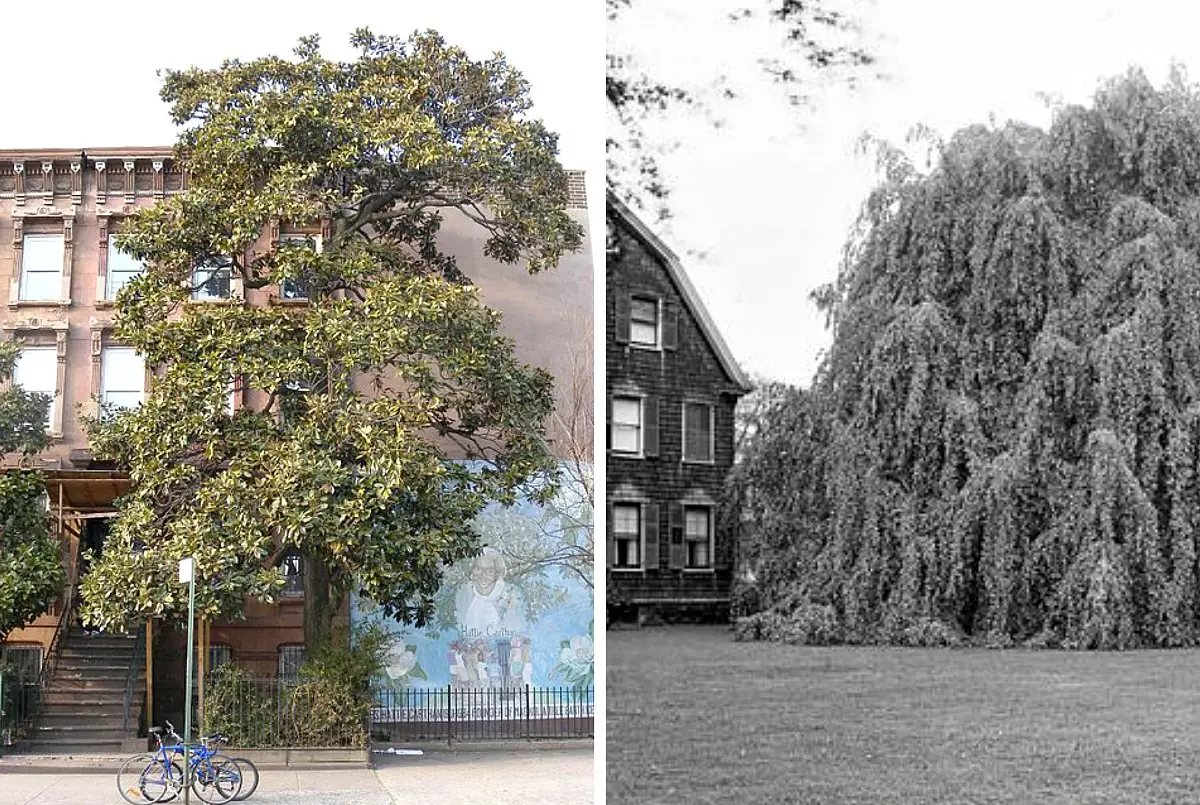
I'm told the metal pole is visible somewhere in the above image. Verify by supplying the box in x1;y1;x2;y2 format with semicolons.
183;570;195;805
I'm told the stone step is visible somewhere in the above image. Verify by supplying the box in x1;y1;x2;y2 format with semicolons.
39;708;129;724
19;738;128;754
32;725;131;739
41;690;126;705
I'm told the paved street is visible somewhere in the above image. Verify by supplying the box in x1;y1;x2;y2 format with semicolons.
0;748;593;805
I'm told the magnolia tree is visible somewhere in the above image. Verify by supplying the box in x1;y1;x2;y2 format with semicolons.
0;342;64;641
738;67;1200;650
78;30;583;650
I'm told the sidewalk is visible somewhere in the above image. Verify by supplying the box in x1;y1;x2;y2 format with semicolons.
0;746;594;804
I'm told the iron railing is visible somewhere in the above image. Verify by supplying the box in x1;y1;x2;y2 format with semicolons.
370;685;595;744
20;583;77;732
122;622;146;733
0;669;39;750
202;670;369;748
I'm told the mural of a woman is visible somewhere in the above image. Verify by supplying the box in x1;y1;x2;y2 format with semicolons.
455;548;526;637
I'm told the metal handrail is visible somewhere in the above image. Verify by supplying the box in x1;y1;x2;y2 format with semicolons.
122;622;146;733
21;583;76;731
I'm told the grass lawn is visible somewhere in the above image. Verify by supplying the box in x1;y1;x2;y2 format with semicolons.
607;625;1200;804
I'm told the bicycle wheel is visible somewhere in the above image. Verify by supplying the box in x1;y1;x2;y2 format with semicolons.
190;758;241;804
116;755;174;805
226;756;259;801
154;758;185;803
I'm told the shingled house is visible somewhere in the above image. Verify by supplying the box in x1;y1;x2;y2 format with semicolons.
605;191;751;623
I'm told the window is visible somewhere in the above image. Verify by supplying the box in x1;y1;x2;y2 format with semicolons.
19;234;63;301
612;503;641;569
278;234;319;300
1;645;42;683
279;381;309;426
13;347;56;429
226;380;237;416
101;347;145;410
106;235;143;299
630;297;659;347
685;506;713;569
208;644;232;670
192;258;232;301
610;396;642;455
683;402;714;463
277;645;305;681
279;550;304;596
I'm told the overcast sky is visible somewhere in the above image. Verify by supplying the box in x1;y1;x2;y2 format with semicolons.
0;0;602;236
612;0;1200;386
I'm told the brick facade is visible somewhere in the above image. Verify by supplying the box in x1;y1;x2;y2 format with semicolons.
606;193;749;622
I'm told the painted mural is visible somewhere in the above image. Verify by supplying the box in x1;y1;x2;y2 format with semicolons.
352;461;594;694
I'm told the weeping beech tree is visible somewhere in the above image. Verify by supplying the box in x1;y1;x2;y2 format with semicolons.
737;67;1200;649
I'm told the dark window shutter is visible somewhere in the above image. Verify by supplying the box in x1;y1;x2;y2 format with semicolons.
668;503;685;569
606;395;613;451
606;502;615;568
643;503;660;571
615;294;631;345
662;303;679;351
643;396;659;458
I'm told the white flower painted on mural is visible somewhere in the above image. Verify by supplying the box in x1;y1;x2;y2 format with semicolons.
559;635;593;666
384;643;426;684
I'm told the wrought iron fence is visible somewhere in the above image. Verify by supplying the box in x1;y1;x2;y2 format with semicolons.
370;685;595;743
201;668;593;747
0;669;39;750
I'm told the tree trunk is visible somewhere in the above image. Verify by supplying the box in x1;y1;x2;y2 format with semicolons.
302;553;333;652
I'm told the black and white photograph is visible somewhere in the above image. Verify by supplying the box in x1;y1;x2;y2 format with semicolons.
607;1;1200;803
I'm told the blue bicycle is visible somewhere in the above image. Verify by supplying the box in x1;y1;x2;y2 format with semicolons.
116;721;244;804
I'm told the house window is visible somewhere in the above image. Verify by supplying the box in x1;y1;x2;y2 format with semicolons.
208;644;232;670
13;347;56;429
192;258;232;301
630;297;659;347
106;235;144;299
610;396;642;455
279;381;309;426
101;347;145;411
278;234;320;300
1;645;42;683
279;550;304;597
19;234;64;301
612;503;641;569
277;644;306;681
685;506;713;569
226;379;237;416
683;402;714;463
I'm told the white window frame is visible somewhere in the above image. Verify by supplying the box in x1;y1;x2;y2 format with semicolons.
682;401;716;464
279;550;304;597
610;395;643;457
192;257;232;301
277;233;322;301
100;346;145;411
105;234;143;300
611;502;643;571
683;505;714;571
19;234;64;302
13;346;57;430
629;295;660;349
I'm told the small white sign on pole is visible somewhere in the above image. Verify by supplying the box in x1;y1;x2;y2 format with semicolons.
178;557;194;584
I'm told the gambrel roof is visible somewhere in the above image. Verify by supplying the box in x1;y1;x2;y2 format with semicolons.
607;189;752;394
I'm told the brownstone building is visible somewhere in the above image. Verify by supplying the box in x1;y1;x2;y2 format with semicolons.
0;147;592;750
605;191;751;623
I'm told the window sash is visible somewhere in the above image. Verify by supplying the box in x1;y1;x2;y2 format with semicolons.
20;234;64;300
277;234;320;300
630;297;659;346
278;645;306;679
3;646;43;681
684;403;714;462
611;397;641;453
192;259;232;300
101;347;144;409
14;347;56;427
280;552;304;596
685;507;712;568
106;235;143;299
612;503;641;568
